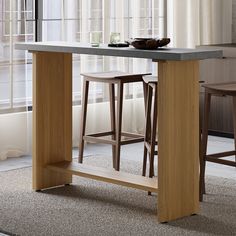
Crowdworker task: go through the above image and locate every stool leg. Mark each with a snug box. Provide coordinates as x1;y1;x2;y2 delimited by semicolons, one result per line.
78;80;89;163
143;82;148;112
115;82;124;171
232;96;236;164
142;82;149;176
199;106;202;176
109;84;116;169
149;84;158;179
199;91;211;201
142;147;148;176
142;85;153;176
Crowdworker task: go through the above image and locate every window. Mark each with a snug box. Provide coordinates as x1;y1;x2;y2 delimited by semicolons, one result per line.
0;0;35;112
0;0;165;113
2;0;34;40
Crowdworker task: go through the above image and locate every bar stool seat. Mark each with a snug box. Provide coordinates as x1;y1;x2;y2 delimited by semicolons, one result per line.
142;75;158;84
200;81;236;201
202;82;236;95
79;71;151;171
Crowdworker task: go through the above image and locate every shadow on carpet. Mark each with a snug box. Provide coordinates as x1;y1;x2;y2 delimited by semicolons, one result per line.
0;156;235;236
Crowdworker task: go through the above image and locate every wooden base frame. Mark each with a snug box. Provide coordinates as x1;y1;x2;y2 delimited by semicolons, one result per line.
32;52;199;222
32;52;72;190
157;60;199;222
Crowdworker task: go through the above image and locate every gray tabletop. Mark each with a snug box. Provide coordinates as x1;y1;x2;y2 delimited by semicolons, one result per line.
15;41;223;61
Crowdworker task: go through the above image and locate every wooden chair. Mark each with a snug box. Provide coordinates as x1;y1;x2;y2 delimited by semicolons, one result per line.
78;71;151;171
200;82;236;201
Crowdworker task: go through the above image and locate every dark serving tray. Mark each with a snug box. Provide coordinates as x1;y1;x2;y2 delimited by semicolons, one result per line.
129;38;170;50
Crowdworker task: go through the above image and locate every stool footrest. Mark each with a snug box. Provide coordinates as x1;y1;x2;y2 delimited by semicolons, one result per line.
121;132;143;139
206;150;236;158
205;156;236;167
84;136;116;145
86;131;114;137
84;131;144;146
121;137;144;145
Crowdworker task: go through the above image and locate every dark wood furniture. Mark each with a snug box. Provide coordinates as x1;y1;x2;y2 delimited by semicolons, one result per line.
142;77;203;191
199;44;236;135
78;71;150;171
142;75;158;180
200;82;236;201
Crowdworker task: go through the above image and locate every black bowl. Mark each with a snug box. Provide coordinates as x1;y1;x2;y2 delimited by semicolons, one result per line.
129;38;170;50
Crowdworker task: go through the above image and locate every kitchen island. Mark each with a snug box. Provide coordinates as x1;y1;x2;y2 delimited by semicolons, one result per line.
15;42;222;222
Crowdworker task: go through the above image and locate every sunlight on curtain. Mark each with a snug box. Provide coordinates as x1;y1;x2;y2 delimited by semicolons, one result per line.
41;0;162;146
199;0;232;44
0;0;164;159
167;0;232;48
1;0;231;160
0;0;33;160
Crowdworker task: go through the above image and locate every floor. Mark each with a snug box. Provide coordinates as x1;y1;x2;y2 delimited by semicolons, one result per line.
0;135;235;236
0;135;235;180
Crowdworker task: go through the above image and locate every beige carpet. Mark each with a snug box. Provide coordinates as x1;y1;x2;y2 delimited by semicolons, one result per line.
0;156;236;236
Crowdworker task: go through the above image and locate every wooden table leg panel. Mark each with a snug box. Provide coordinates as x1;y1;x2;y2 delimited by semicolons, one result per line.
157;60;199;222
32;52;73;190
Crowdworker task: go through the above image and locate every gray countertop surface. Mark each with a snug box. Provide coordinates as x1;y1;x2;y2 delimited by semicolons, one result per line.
199;43;236;48
197;44;236;58
15;41;223;61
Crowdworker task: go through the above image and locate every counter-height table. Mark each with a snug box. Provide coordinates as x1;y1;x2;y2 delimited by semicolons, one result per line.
15;42;222;222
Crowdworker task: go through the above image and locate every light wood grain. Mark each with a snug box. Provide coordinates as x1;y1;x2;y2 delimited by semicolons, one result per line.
32;52;72;190
157;60;199;222
47;161;158;193
25;44;221;222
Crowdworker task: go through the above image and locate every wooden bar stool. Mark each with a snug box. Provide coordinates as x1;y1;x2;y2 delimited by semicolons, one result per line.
142;76;204;197
78;71;151;171
200;82;236;201
142;75;158;180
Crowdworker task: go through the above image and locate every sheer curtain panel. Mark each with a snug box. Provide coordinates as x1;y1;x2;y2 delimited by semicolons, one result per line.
167;0;232;48
0;0;34;160
0;0;163;159
0;0;232;160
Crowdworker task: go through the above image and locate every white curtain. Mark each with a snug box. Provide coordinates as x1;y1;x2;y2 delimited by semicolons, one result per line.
0;0;156;159
0;0;32;160
0;0;233;160
66;0;156;146
167;0;232;48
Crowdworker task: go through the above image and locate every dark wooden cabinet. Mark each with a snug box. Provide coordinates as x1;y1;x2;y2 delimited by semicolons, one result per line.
199;44;236;135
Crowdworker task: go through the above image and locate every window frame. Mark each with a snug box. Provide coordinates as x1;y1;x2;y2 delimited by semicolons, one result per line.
0;0;167;114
